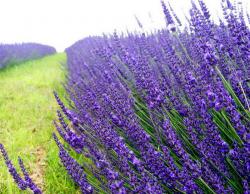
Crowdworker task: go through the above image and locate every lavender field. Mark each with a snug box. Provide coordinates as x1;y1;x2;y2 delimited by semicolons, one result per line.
0;0;250;193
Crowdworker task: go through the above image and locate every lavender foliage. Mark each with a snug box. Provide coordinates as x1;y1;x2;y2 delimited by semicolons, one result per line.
60;1;250;192
58;0;250;193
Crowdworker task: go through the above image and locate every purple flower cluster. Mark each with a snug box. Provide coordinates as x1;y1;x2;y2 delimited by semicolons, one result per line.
0;43;56;69
49;0;250;193
0;144;42;194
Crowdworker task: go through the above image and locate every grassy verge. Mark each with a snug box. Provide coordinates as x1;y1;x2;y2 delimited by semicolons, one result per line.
0;53;79;193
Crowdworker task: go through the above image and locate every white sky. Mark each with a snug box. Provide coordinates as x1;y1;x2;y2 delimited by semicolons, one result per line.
0;0;249;51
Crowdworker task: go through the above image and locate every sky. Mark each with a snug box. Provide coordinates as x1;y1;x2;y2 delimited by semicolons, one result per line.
0;0;249;51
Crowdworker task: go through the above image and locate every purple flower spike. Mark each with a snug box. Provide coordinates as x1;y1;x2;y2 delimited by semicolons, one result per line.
18;157;42;194
0;144;42;193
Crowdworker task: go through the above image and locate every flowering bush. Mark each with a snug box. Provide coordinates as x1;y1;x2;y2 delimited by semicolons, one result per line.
0;43;56;69
1;0;250;193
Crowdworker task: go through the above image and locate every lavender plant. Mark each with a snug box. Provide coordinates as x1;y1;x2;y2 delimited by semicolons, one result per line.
0;144;42;193
1;0;250;193
0;43;56;69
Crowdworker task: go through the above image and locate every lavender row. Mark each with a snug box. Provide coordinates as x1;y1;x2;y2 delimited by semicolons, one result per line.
0;43;56;69
60;0;250;193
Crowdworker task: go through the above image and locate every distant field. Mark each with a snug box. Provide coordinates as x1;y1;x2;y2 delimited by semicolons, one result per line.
0;53;79;193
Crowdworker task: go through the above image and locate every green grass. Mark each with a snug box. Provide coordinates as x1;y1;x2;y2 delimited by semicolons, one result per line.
0;53;79;193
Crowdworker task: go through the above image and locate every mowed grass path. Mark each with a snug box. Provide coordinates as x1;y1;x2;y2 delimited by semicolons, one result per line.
0;53;79;193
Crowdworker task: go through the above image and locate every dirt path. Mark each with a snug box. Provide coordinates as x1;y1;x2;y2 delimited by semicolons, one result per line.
0;53;70;193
